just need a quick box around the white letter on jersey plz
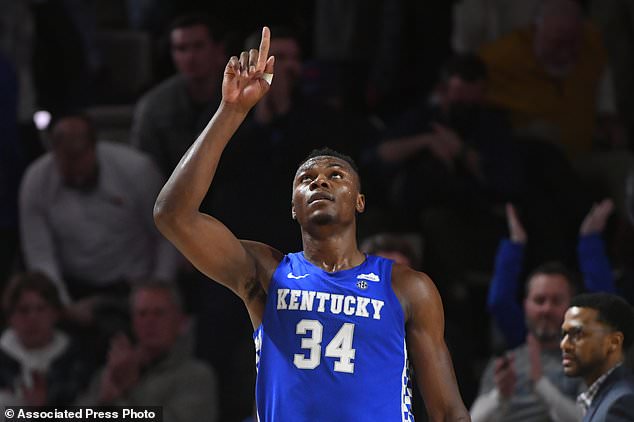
[288,289,301,310]
[355,296,370,318]
[277,289,290,310]
[315,292,330,313]
[300,290,317,311]
[330,294,344,314]
[371,299,385,320]
[343,296,356,315]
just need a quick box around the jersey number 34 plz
[293,319,356,373]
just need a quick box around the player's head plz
[523,262,577,344]
[291,148,364,227]
[561,293,634,384]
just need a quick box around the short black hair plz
[570,293,634,351]
[299,147,359,174]
[525,261,579,296]
[168,12,224,42]
[3,272,62,316]
[439,54,488,84]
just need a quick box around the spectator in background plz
[365,54,521,287]
[373,54,521,223]
[489,201,617,350]
[478,0,609,159]
[131,13,226,179]
[561,293,634,421]
[78,281,218,422]
[19,113,179,321]
[0,272,93,407]
[470,261,583,422]
[360,232,422,269]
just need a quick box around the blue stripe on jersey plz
[253,253,414,421]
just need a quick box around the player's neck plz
[301,230,365,273]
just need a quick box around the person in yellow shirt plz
[479,0,606,158]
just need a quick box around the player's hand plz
[222,26,275,113]
[506,203,527,244]
[579,199,614,236]
[494,353,516,398]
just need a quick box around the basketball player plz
[154,27,470,421]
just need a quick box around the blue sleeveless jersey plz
[254,252,415,421]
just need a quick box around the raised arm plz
[394,265,470,421]
[487,203,527,349]
[153,28,278,310]
[578,199,616,293]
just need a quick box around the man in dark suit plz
[561,293,634,421]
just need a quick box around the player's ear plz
[356,193,365,213]
[291,203,297,220]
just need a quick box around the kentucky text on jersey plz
[276,288,385,319]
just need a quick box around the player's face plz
[524,274,571,343]
[291,156,364,226]
[560,307,617,383]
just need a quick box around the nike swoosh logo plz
[287,272,310,279]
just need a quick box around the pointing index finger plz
[257,26,271,73]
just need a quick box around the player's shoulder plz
[391,263,435,291]
[390,263,441,317]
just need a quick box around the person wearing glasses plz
[561,293,634,421]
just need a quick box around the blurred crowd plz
[1,0,634,421]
